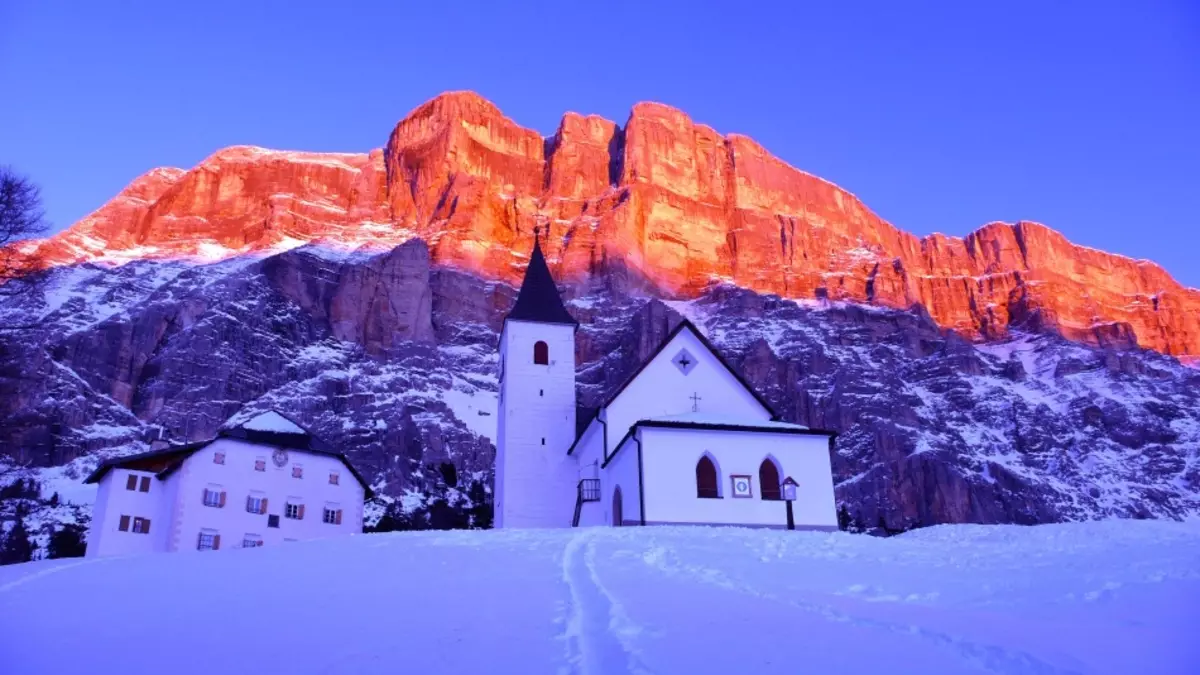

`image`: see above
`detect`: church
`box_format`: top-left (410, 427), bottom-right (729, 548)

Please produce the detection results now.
top-left (495, 236), bottom-right (838, 531)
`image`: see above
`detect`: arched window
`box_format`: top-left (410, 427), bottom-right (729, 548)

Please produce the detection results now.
top-left (533, 341), bottom-right (549, 365)
top-left (759, 458), bottom-right (781, 500)
top-left (612, 486), bottom-right (623, 527)
top-left (696, 455), bottom-right (719, 499)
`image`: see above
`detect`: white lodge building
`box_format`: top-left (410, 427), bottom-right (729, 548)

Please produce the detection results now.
top-left (84, 412), bottom-right (370, 557)
top-left (495, 237), bottom-right (839, 530)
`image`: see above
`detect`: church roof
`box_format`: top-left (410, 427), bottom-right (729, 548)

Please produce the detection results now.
top-left (637, 412), bottom-right (820, 432)
top-left (567, 319), bottom-right (784, 455)
top-left (505, 236), bottom-right (577, 326)
top-left (598, 319), bottom-right (779, 418)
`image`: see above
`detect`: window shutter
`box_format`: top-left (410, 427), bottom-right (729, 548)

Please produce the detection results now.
top-left (213, 535), bottom-right (221, 551)
top-left (126, 475), bottom-right (137, 490)
top-left (197, 533), bottom-right (203, 550)
top-left (201, 488), bottom-right (207, 504)
top-left (335, 509), bottom-right (343, 525)
top-left (139, 476), bottom-right (150, 492)
top-left (261, 498), bottom-right (269, 514)
top-left (219, 491), bottom-right (227, 507)
top-left (119, 515), bottom-right (130, 531)
top-left (144, 519), bottom-right (151, 534)
top-left (246, 495), bottom-right (252, 511)
top-left (298, 504), bottom-right (305, 520)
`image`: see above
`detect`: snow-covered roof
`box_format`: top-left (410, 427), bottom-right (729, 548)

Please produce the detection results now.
top-left (239, 411), bottom-right (308, 435)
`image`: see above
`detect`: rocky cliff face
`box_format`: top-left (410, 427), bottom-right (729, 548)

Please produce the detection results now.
top-left (2, 92), bottom-right (1198, 555)
top-left (25, 91), bottom-right (1200, 357)
top-left (2, 245), bottom-right (1198, 545)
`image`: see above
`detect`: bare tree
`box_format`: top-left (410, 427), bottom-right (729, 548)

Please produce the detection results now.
top-left (0, 166), bottom-right (49, 298)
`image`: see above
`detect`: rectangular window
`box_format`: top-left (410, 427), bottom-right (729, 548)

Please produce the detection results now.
top-left (268, 515), bottom-right (280, 528)
top-left (125, 475), bottom-right (137, 491)
top-left (242, 535), bottom-right (263, 548)
top-left (203, 487), bottom-right (225, 508)
top-left (197, 531), bottom-right (219, 551)
top-left (254, 458), bottom-right (266, 472)
top-left (285, 502), bottom-right (304, 520)
top-left (292, 465), bottom-right (303, 479)
top-left (322, 507), bottom-right (342, 524)
top-left (213, 451), bottom-right (225, 465)
top-left (246, 495), bottom-right (267, 514)
top-left (132, 517), bottom-right (151, 534)
top-left (118, 515), bottom-right (130, 531)
top-left (138, 476), bottom-right (150, 493)
top-left (329, 472), bottom-right (339, 486)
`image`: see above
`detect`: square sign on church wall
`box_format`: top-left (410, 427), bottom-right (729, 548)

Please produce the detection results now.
top-left (731, 475), bottom-right (753, 498)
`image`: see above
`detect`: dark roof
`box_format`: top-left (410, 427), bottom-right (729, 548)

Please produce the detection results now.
top-left (83, 442), bottom-right (210, 484)
top-left (505, 237), bottom-right (577, 326)
top-left (597, 319), bottom-right (780, 419)
top-left (634, 419), bottom-right (835, 437)
top-left (601, 419), bottom-right (836, 469)
top-left (575, 406), bottom-right (598, 440)
top-left (83, 412), bottom-right (375, 497)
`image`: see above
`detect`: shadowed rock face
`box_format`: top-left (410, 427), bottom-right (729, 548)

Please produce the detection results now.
top-left (23, 91), bottom-right (1200, 357)
top-left (2, 241), bottom-right (1197, 534)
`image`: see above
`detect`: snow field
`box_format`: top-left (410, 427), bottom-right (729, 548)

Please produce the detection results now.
top-left (1, 520), bottom-right (1198, 675)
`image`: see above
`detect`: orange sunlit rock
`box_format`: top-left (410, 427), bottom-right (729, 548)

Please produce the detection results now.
top-left (24, 91), bottom-right (1200, 356)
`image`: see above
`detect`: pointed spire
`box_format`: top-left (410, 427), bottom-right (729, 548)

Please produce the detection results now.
top-left (506, 228), bottom-right (577, 326)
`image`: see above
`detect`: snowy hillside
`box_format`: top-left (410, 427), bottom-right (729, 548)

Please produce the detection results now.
top-left (1, 521), bottom-right (1198, 675)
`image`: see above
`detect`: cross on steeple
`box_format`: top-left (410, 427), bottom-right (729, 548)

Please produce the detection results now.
top-left (690, 392), bottom-right (702, 412)
top-left (533, 225), bottom-right (541, 246)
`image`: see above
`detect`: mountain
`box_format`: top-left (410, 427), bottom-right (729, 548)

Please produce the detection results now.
top-left (2, 521), bottom-right (1197, 675)
top-left (26, 91), bottom-right (1200, 357)
top-left (2, 92), bottom-right (1199, 555)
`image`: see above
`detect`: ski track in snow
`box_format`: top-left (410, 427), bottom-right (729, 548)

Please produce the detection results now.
top-left (561, 530), bottom-right (654, 675)
top-left (645, 557), bottom-right (1079, 675)
top-left (0, 556), bottom-right (111, 595)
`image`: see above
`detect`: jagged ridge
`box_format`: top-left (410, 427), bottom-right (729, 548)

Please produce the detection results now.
top-left (24, 91), bottom-right (1200, 357)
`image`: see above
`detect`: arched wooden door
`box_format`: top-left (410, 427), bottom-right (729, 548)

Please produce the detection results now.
top-left (759, 458), bottom-right (781, 500)
top-left (612, 486), bottom-right (623, 527)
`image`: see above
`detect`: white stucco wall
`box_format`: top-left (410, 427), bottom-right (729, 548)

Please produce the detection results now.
top-left (170, 439), bottom-right (364, 551)
top-left (495, 319), bottom-right (578, 528)
top-left (573, 422), bottom-right (606, 527)
top-left (637, 426), bottom-right (837, 529)
top-left (85, 468), bottom-right (176, 557)
top-left (601, 327), bottom-right (771, 461)
top-left (603, 434), bottom-right (642, 526)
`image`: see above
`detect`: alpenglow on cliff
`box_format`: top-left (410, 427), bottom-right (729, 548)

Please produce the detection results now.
top-left (24, 91), bottom-right (1200, 358)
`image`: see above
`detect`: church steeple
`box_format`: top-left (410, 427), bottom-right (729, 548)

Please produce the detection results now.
top-left (506, 228), bottom-right (577, 326)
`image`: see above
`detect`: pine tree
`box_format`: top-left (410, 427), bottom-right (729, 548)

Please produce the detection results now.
top-left (837, 504), bottom-right (852, 531)
top-left (47, 524), bottom-right (86, 559)
top-left (467, 480), bottom-right (493, 529)
top-left (0, 516), bottom-right (35, 565)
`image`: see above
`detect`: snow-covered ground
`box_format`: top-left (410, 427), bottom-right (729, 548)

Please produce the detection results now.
top-left (1, 521), bottom-right (1197, 675)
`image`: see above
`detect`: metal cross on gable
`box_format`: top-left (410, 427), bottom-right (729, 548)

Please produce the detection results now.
top-left (678, 353), bottom-right (692, 369)
top-left (690, 392), bottom-right (702, 412)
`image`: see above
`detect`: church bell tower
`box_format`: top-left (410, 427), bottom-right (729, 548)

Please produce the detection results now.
top-left (494, 230), bottom-right (578, 529)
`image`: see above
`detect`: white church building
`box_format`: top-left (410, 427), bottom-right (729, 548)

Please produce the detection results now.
top-left (495, 236), bottom-right (839, 531)
top-left (83, 411), bottom-right (370, 557)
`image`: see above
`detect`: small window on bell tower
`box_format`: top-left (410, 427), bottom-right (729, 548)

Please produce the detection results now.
top-left (534, 341), bottom-right (549, 365)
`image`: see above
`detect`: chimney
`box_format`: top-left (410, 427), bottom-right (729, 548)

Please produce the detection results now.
top-left (148, 426), bottom-right (171, 451)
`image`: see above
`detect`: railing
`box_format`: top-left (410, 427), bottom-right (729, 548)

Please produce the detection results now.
top-left (579, 478), bottom-right (600, 502)
top-left (572, 478), bottom-right (602, 527)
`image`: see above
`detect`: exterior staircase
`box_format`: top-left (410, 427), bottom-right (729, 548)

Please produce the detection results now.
top-left (572, 478), bottom-right (601, 527)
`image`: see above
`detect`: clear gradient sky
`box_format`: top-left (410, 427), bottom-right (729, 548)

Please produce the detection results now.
top-left (2, 1), bottom-right (1198, 286)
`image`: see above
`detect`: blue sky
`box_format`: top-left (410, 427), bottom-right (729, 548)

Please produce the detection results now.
top-left (1, 1), bottom-right (1197, 286)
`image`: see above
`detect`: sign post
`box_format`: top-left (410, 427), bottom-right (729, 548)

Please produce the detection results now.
top-left (781, 476), bottom-right (799, 530)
